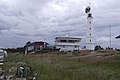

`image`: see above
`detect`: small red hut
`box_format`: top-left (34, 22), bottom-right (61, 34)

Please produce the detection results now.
top-left (24, 41), bottom-right (48, 54)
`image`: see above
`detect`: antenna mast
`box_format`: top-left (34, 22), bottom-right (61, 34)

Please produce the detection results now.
top-left (109, 25), bottom-right (111, 48)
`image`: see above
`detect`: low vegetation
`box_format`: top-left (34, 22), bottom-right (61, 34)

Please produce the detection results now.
top-left (2, 51), bottom-right (120, 80)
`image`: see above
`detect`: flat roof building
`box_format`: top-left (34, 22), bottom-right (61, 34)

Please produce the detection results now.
top-left (55, 36), bottom-right (82, 51)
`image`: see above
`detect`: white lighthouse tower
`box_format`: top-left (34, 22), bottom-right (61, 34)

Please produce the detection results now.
top-left (85, 5), bottom-right (95, 50)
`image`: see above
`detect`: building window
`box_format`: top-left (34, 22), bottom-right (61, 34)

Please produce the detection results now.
top-left (76, 40), bottom-right (79, 42)
top-left (90, 40), bottom-right (91, 42)
top-left (89, 28), bottom-right (91, 30)
top-left (75, 46), bottom-right (77, 48)
top-left (35, 46), bottom-right (40, 50)
top-left (28, 46), bottom-right (34, 51)
top-left (90, 34), bottom-right (91, 36)
top-left (60, 40), bottom-right (66, 42)
top-left (63, 45), bottom-right (65, 48)
top-left (69, 40), bottom-right (77, 43)
top-left (69, 40), bottom-right (73, 43)
top-left (57, 40), bottom-right (60, 42)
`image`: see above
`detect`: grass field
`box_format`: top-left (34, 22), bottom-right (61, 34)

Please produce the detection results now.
top-left (2, 51), bottom-right (120, 80)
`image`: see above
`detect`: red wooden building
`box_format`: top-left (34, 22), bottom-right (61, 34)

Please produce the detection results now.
top-left (24, 41), bottom-right (48, 54)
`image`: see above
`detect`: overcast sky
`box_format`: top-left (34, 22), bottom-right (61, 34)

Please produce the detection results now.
top-left (0, 0), bottom-right (119, 48)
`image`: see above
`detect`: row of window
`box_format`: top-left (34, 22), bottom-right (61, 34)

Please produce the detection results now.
top-left (57, 45), bottom-right (79, 48)
top-left (56, 40), bottom-right (79, 43)
top-left (27, 45), bottom-right (44, 51)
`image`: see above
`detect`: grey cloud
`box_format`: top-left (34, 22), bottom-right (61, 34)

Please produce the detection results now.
top-left (0, 19), bottom-right (13, 31)
top-left (0, 0), bottom-right (119, 48)
top-left (34, 33), bottom-right (47, 37)
top-left (15, 33), bottom-right (31, 37)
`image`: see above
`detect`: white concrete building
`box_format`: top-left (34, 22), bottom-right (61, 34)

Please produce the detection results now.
top-left (55, 36), bottom-right (82, 51)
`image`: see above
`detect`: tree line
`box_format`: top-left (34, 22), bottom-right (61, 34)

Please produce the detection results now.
top-left (94, 45), bottom-right (120, 51)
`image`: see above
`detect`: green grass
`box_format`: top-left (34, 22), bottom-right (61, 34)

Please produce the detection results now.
top-left (2, 52), bottom-right (120, 80)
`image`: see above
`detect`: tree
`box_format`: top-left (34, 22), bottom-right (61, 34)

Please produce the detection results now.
top-left (26, 41), bottom-right (31, 45)
top-left (94, 45), bottom-right (104, 50)
top-left (106, 47), bottom-right (113, 50)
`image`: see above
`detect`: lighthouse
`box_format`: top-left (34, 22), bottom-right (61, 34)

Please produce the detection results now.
top-left (85, 5), bottom-right (95, 50)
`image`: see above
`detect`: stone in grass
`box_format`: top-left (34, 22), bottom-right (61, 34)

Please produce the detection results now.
top-left (16, 78), bottom-right (27, 80)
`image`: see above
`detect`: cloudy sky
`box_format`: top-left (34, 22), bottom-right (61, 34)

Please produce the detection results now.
top-left (0, 0), bottom-right (119, 48)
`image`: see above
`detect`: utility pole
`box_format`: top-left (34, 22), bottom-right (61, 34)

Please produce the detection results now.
top-left (109, 25), bottom-right (111, 48)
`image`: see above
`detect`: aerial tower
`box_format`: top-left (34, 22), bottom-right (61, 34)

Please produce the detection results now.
top-left (85, 4), bottom-right (95, 50)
